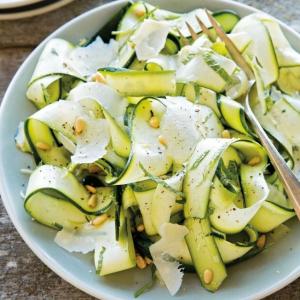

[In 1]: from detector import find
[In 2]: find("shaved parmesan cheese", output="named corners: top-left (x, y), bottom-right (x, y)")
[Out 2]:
top-left (193, 34), bottom-right (213, 49)
top-left (226, 68), bottom-right (249, 99)
top-left (210, 49), bottom-right (238, 75)
top-left (227, 32), bottom-right (252, 53)
top-left (179, 36), bottom-right (212, 62)
top-left (54, 226), bottom-right (103, 254)
top-left (67, 82), bottom-right (127, 125)
top-left (194, 105), bottom-right (224, 138)
top-left (178, 43), bottom-right (206, 65)
top-left (177, 55), bottom-right (227, 91)
top-left (177, 47), bottom-right (239, 94)
top-left (30, 38), bottom-right (78, 83)
top-left (72, 118), bottom-right (109, 164)
top-left (31, 100), bottom-right (110, 164)
top-left (150, 223), bottom-right (189, 295)
top-left (160, 97), bottom-right (200, 164)
top-left (151, 171), bottom-right (185, 234)
top-left (54, 223), bottom-right (109, 254)
top-left (168, 8), bottom-right (211, 37)
top-left (56, 215), bottom-right (135, 276)
top-left (154, 256), bottom-right (183, 295)
top-left (66, 37), bottom-right (119, 77)
top-left (131, 19), bottom-right (170, 61)
top-left (160, 97), bottom-right (222, 162)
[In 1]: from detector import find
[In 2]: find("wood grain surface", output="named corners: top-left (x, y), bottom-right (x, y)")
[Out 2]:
top-left (0, 0), bottom-right (299, 299)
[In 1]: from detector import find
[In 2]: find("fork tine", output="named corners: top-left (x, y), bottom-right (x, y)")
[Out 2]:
top-left (176, 27), bottom-right (190, 45)
top-left (185, 21), bottom-right (198, 41)
top-left (195, 15), bottom-right (215, 42)
top-left (205, 9), bottom-right (254, 79)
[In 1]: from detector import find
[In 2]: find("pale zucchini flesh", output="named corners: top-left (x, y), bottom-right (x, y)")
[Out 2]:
top-left (98, 69), bottom-right (176, 97)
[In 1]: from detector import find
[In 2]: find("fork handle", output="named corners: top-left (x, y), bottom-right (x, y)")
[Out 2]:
top-left (245, 102), bottom-right (300, 220)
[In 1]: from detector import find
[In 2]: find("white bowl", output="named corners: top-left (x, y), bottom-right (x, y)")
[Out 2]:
top-left (0, 1), bottom-right (299, 299)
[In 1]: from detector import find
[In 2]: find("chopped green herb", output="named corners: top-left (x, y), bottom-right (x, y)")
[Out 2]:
top-left (139, 163), bottom-right (185, 198)
top-left (134, 265), bottom-right (156, 298)
top-left (190, 150), bottom-right (210, 170)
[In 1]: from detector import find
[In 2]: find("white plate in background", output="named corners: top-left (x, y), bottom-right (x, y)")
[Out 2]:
top-left (0, 0), bottom-right (43, 9)
top-left (0, 0), bottom-right (74, 20)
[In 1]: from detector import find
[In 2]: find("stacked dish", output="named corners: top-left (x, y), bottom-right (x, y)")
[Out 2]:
top-left (0, 0), bottom-right (74, 20)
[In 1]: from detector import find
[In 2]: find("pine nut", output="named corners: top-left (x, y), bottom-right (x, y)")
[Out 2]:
top-left (88, 164), bottom-right (102, 174)
top-left (149, 116), bottom-right (160, 128)
top-left (86, 185), bottom-right (97, 194)
top-left (221, 129), bottom-right (231, 139)
top-left (91, 72), bottom-right (106, 84)
top-left (203, 269), bottom-right (214, 284)
top-left (248, 156), bottom-right (261, 166)
top-left (88, 194), bottom-right (98, 208)
top-left (257, 234), bottom-right (266, 249)
top-left (35, 142), bottom-right (51, 151)
top-left (145, 257), bottom-right (152, 265)
top-left (136, 255), bottom-right (147, 269)
top-left (134, 7), bottom-right (145, 18)
top-left (137, 224), bottom-right (145, 232)
top-left (92, 214), bottom-right (108, 226)
top-left (129, 41), bottom-right (136, 49)
top-left (158, 135), bottom-right (167, 146)
top-left (74, 117), bottom-right (86, 135)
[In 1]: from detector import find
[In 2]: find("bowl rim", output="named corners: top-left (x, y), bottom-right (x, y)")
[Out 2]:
top-left (0, 0), bottom-right (299, 299)
top-left (0, 0), bottom-right (43, 9)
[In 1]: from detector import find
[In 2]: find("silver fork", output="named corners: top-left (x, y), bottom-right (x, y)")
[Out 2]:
top-left (183, 11), bottom-right (300, 219)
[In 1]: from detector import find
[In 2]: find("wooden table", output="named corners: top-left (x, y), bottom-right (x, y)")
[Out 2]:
top-left (0, 0), bottom-right (299, 298)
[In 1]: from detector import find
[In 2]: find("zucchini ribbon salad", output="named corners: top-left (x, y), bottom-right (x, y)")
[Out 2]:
top-left (16, 1), bottom-right (300, 296)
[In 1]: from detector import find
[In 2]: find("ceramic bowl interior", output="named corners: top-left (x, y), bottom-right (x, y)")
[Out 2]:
top-left (0, 1), bottom-right (299, 299)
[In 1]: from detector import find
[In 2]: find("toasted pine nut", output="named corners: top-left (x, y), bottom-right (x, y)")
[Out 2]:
top-left (129, 41), bottom-right (136, 49)
top-left (221, 129), bottom-right (231, 139)
top-left (203, 269), bottom-right (214, 284)
top-left (145, 257), bottom-right (152, 265)
top-left (134, 7), bottom-right (145, 18)
top-left (149, 116), bottom-right (160, 128)
top-left (158, 135), bottom-right (167, 146)
top-left (86, 185), bottom-right (97, 194)
top-left (88, 164), bottom-right (102, 174)
top-left (91, 72), bottom-right (106, 84)
top-left (136, 255), bottom-right (147, 269)
top-left (137, 224), bottom-right (145, 232)
top-left (257, 234), bottom-right (266, 249)
top-left (74, 117), bottom-right (86, 135)
top-left (88, 194), bottom-right (98, 208)
top-left (92, 214), bottom-right (108, 226)
top-left (36, 142), bottom-right (51, 151)
top-left (248, 156), bottom-right (261, 166)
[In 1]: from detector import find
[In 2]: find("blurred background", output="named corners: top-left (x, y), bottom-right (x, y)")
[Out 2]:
top-left (0, 0), bottom-right (299, 299)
